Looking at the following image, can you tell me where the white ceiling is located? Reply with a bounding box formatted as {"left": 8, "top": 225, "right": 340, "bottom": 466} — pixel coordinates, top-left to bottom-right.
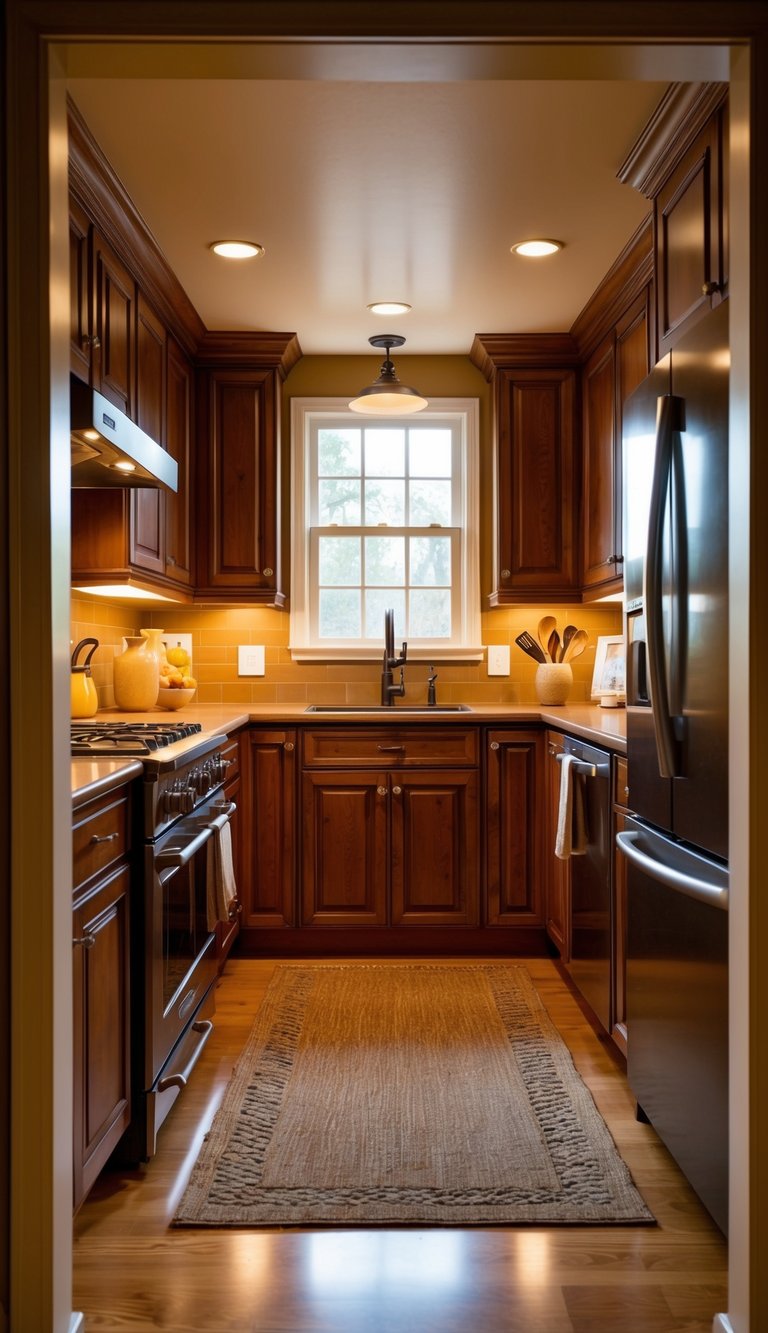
{"left": 67, "top": 72, "right": 667, "bottom": 355}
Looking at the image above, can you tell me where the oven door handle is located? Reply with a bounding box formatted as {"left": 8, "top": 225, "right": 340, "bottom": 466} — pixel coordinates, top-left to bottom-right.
{"left": 155, "top": 823, "right": 214, "bottom": 871}
{"left": 203, "top": 800, "right": 237, "bottom": 832}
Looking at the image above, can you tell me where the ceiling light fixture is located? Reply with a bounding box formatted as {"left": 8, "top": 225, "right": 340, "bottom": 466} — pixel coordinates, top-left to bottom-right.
{"left": 367, "top": 301, "right": 412, "bottom": 316}
{"left": 511, "top": 239, "right": 563, "bottom": 258}
{"left": 348, "top": 335, "right": 428, "bottom": 416}
{"left": 209, "top": 240, "right": 265, "bottom": 259}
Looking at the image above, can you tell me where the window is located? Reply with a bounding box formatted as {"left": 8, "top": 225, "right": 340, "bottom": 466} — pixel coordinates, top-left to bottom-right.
{"left": 290, "top": 398, "right": 482, "bottom": 660}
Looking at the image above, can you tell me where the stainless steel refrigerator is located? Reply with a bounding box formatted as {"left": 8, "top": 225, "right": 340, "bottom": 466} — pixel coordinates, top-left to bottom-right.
{"left": 618, "top": 299, "right": 729, "bottom": 1235}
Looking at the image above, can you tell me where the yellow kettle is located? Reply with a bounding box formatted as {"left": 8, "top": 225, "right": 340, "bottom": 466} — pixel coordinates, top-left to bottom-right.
{"left": 71, "top": 638, "right": 99, "bottom": 718}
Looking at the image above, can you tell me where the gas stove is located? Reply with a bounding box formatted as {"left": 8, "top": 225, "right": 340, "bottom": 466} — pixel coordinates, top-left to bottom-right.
{"left": 71, "top": 719, "right": 204, "bottom": 756}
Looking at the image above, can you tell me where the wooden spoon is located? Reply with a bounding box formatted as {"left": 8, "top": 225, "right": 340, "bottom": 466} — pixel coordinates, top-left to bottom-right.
{"left": 559, "top": 624, "right": 578, "bottom": 662}
{"left": 562, "top": 628, "right": 589, "bottom": 663}
{"left": 547, "top": 628, "right": 561, "bottom": 664}
{"left": 537, "top": 615, "right": 557, "bottom": 662}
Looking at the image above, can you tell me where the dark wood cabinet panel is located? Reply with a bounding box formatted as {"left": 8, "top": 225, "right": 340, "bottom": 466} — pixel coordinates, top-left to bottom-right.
{"left": 241, "top": 730, "right": 297, "bottom": 929}
{"left": 656, "top": 107, "right": 727, "bottom": 356}
{"left": 70, "top": 199, "right": 91, "bottom": 382}
{"left": 216, "top": 731, "right": 244, "bottom": 966}
{"left": 130, "top": 295, "right": 167, "bottom": 576}
{"left": 543, "top": 732, "right": 570, "bottom": 958}
{"left": 581, "top": 338, "right": 618, "bottom": 591}
{"left": 485, "top": 729, "right": 544, "bottom": 927}
{"left": 390, "top": 770, "right": 479, "bottom": 927}
{"left": 301, "top": 770, "right": 388, "bottom": 927}
{"left": 92, "top": 229, "right": 136, "bottom": 417}
{"left": 195, "top": 366, "right": 284, "bottom": 604}
{"left": 164, "top": 336, "right": 194, "bottom": 586}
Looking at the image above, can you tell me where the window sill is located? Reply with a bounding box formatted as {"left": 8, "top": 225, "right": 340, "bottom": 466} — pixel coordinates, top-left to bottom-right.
{"left": 289, "top": 644, "right": 486, "bottom": 663}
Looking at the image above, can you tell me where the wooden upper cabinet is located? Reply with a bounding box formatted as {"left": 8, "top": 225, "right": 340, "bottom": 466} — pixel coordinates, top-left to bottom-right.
{"left": 164, "top": 336, "right": 194, "bottom": 587}
{"left": 195, "top": 335, "right": 300, "bottom": 606}
{"left": 91, "top": 228, "right": 137, "bottom": 418}
{"left": 470, "top": 337, "right": 579, "bottom": 605}
{"left": 656, "top": 106, "right": 727, "bottom": 356}
{"left": 69, "top": 199, "right": 91, "bottom": 382}
{"left": 581, "top": 337, "right": 618, "bottom": 592}
{"left": 130, "top": 294, "right": 167, "bottom": 576}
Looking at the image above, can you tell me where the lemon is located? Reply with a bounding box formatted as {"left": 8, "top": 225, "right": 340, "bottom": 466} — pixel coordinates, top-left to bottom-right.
{"left": 167, "top": 642, "right": 190, "bottom": 669}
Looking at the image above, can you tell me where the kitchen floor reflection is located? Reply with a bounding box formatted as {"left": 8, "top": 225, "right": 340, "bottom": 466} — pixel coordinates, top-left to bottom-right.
{"left": 306, "top": 1230, "right": 466, "bottom": 1293}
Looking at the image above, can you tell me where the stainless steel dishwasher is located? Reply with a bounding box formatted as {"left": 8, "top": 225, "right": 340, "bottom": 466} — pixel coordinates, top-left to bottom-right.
{"left": 556, "top": 736, "right": 612, "bottom": 1031}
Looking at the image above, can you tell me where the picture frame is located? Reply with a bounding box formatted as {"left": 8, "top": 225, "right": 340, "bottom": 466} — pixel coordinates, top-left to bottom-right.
{"left": 590, "top": 635, "right": 626, "bottom": 700}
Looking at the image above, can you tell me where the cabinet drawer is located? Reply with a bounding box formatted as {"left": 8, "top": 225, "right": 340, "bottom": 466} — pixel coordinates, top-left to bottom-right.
{"left": 219, "top": 731, "right": 241, "bottom": 783}
{"left": 301, "top": 727, "right": 479, "bottom": 768}
{"left": 73, "top": 790, "right": 130, "bottom": 892}
{"left": 614, "top": 755, "right": 630, "bottom": 810}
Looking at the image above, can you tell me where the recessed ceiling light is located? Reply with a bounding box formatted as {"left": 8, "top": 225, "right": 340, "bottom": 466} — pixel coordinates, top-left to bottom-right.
{"left": 367, "top": 301, "right": 412, "bottom": 316}
{"left": 511, "top": 239, "right": 564, "bottom": 258}
{"left": 209, "top": 240, "right": 265, "bottom": 260}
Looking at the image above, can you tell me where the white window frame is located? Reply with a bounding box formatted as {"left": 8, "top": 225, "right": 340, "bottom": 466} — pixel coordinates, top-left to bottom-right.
{"left": 290, "top": 397, "right": 483, "bottom": 661}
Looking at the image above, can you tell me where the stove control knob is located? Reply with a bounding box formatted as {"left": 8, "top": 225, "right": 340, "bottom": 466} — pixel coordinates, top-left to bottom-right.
{"left": 211, "top": 755, "right": 233, "bottom": 783}
{"left": 163, "top": 785, "right": 196, "bottom": 815}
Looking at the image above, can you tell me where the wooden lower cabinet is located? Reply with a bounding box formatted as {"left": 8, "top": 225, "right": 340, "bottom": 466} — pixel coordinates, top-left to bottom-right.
{"left": 301, "top": 770, "right": 388, "bottom": 926}
{"left": 240, "top": 728, "right": 297, "bottom": 929}
{"left": 215, "top": 730, "right": 244, "bottom": 967}
{"left": 72, "top": 787, "right": 132, "bottom": 1212}
{"left": 543, "top": 731, "right": 570, "bottom": 958}
{"left": 485, "top": 729, "right": 544, "bottom": 926}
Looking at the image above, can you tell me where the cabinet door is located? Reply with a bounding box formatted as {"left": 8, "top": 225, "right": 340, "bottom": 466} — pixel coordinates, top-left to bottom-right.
{"left": 72, "top": 864, "right": 131, "bottom": 1211}
{"left": 301, "top": 770, "right": 388, "bottom": 926}
{"left": 581, "top": 336, "right": 619, "bottom": 592}
{"left": 544, "top": 732, "right": 570, "bottom": 957}
{"left": 70, "top": 201, "right": 91, "bottom": 382}
{"left": 242, "top": 730, "right": 296, "bottom": 928}
{"left": 196, "top": 367, "right": 282, "bottom": 602}
{"left": 493, "top": 368, "right": 577, "bottom": 602}
{"left": 164, "top": 336, "right": 194, "bottom": 586}
{"left": 656, "top": 109, "right": 727, "bottom": 356}
{"left": 485, "top": 730, "right": 544, "bottom": 926}
{"left": 92, "top": 229, "right": 136, "bottom": 417}
{"left": 130, "top": 294, "right": 167, "bottom": 575}
{"left": 390, "top": 769, "right": 479, "bottom": 927}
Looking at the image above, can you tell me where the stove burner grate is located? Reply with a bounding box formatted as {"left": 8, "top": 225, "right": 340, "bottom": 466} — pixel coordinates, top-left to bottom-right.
{"left": 71, "top": 720, "right": 203, "bottom": 756}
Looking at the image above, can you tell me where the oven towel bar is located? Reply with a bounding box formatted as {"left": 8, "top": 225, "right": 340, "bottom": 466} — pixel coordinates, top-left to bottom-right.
{"left": 206, "top": 815, "right": 238, "bottom": 932}
{"left": 555, "top": 753, "right": 588, "bottom": 860}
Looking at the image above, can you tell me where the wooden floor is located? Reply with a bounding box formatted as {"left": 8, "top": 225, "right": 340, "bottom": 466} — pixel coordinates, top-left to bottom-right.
{"left": 72, "top": 957, "right": 728, "bottom": 1331}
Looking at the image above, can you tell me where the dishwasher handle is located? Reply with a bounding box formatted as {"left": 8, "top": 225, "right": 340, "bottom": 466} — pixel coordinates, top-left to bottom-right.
{"left": 616, "top": 830, "right": 729, "bottom": 910}
{"left": 556, "top": 753, "right": 597, "bottom": 778}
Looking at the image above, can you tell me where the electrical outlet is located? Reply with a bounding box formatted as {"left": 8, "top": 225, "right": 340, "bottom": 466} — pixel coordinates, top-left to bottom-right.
{"left": 238, "top": 645, "right": 266, "bottom": 677}
{"left": 487, "top": 645, "right": 510, "bottom": 676}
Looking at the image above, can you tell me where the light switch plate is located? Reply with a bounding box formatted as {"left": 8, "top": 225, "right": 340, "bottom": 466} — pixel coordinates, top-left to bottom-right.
{"left": 487, "top": 644, "right": 510, "bottom": 676}
{"left": 238, "top": 645, "right": 266, "bottom": 677}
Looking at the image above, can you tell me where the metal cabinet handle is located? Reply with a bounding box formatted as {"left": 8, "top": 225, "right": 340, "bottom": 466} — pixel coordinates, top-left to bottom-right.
{"left": 284, "top": 741, "right": 295, "bottom": 751}
{"left": 90, "top": 831, "right": 118, "bottom": 845}
{"left": 490, "top": 741, "right": 499, "bottom": 751}
{"left": 73, "top": 933, "right": 96, "bottom": 950}
{"left": 392, "top": 785, "right": 402, "bottom": 796}
{"left": 377, "top": 744, "right": 405, "bottom": 752}
{"left": 376, "top": 785, "right": 387, "bottom": 796}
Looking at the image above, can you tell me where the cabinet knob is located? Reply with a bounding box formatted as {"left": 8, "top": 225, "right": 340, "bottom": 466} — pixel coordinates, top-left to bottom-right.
{"left": 73, "top": 933, "right": 96, "bottom": 950}
{"left": 263, "top": 566, "right": 274, "bottom": 577}
{"left": 490, "top": 741, "right": 500, "bottom": 751}
{"left": 702, "top": 280, "right": 721, "bottom": 296}
{"left": 376, "top": 786, "right": 387, "bottom": 796}
{"left": 283, "top": 741, "right": 295, "bottom": 752}
{"left": 500, "top": 568, "right": 511, "bottom": 579}
{"left": 392, "top": 785, "right": 402, "bottom": 796}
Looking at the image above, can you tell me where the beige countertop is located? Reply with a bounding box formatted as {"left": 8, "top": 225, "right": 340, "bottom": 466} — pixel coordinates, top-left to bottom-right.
{"left": 72, "top": 702, "right": 626, "bottom": 802}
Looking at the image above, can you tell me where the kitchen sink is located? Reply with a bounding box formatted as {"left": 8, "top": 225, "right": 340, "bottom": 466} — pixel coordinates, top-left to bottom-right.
{"left": 304, "top": 704, "right": 473, "bottom": 713}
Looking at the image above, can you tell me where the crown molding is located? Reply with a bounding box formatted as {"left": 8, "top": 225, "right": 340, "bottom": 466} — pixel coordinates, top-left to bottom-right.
{"left": 617, "top": 81, "right": 728, "bottom": 199}
{"left": 469, "top": 333, "right": 579, "bottom": 380}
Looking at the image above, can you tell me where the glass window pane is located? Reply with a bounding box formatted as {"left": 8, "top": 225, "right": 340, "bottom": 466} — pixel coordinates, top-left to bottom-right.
{"left": 364, "top": 479, "right": 405, "bottom": 525}
{"left": 409, "top": 536, "right": 452, "bottom": 586}
{"left": 409, "top": 480, "right": 452, "bottom": 526}
{"left": 364, "top": 429, "right": 404, "bottom": 477}
{"left": 409, "top": 588, "right": 451, "bottom": 638}
{"left": 409, "top": 429, "right": 452, "bottom": 477}
{"left": 318, "top": 536, "right": 360, "bottom": 586}
{"left": 318, "top": 478, "right": 361, "bottom": 525}
{"left": 318, "top": 429, "right": 361, "bottom": 476}
{"left": 365, "top": 589, "right": 406, "bottom": 641}
{"left": 365, "top": 536, "right": 405, "bottom": 586}
{"left": 319, "top": 588, "right": 361, "bottom": 638}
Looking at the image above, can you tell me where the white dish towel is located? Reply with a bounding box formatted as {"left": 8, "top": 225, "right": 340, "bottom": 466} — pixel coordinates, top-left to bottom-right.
{"left": 555, "top": 753, "right": 588, "bottom": 860}
{"left": 206, "top": 818, "right": 238, "bottom": 932}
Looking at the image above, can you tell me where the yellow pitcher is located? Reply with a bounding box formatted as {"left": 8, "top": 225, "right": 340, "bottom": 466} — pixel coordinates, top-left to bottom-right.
{"left": 70, "top": 638, "right": 99, "bottom": 718}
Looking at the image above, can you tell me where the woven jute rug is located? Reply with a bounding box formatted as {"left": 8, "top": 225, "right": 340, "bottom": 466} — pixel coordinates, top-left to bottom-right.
{"left": 174, "top": 963, "right": 653, "bottom": 1227}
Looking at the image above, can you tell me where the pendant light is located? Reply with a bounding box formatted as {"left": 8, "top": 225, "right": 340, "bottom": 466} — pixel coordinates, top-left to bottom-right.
{"left": 348, "top": 335, "right": 428, "bottom": 415}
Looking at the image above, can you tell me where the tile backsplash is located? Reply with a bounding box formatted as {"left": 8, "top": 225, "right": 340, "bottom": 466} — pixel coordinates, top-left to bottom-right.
{"left": 71, "top": 595, "right": 623, "bottom": 709}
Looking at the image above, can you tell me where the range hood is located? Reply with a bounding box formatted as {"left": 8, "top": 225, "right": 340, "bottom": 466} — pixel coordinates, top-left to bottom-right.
{"left": 70, "top": 375, "right": 178, "bottom": 492}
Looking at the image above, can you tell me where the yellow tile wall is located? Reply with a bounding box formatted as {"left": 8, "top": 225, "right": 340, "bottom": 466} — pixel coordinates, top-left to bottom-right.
{"left": 70, "top": 595, "right": 622, "bottom": 708}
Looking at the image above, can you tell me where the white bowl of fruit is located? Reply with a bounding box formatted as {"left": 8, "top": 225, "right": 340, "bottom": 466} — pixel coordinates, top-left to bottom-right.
{"left": 158, "top": 641, "right": 197, "bottom": 709}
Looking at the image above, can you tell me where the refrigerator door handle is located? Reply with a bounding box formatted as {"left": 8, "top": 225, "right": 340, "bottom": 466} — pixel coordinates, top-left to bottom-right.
{"left": 616, "top": 830, "right": 729, "bottom": 909}
{"left": 644, "top": 393, "right": 685, "bottom": 778}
